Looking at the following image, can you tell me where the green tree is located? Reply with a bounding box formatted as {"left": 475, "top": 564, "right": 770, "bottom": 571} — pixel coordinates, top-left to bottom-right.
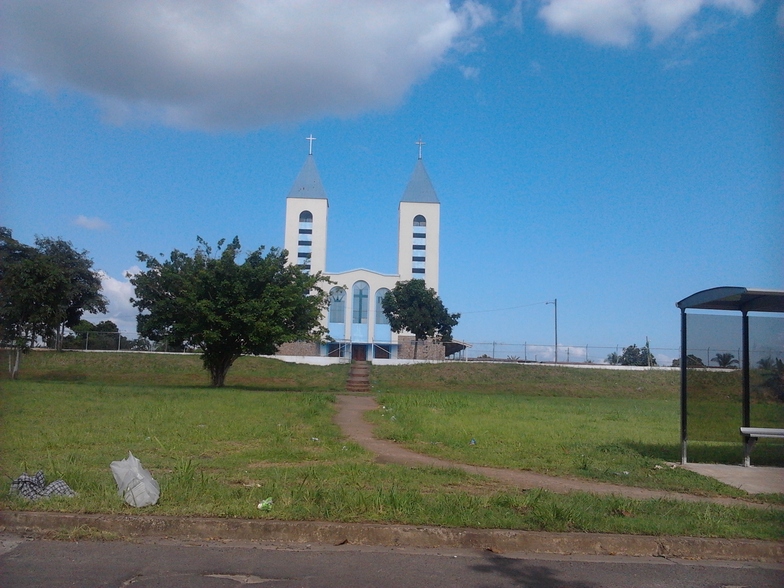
{"left": 35, "top": 236, "right": 107, "bottom": 349}
{"left": 381, "top": 280, "right": 460, "bottom": 359}
{"left": 671, "top": 354, "right": 705, "bottom": 368}
{"left": 711, "top": 352, "right": 739, "bottom": 369}
{"left": 0, "top": 228, "right": 106, "bottom": 377}
{"left": 606, "top": 352, "right": 620, "bottom": 365}
{"left": 130, "top": 237, "right": 330, "bottom": 387}
{"left": 619, "top": 343, "right": 657, "bottom": 367}
{"left": 63, "top": 319, "right": 129, "bottom": 350}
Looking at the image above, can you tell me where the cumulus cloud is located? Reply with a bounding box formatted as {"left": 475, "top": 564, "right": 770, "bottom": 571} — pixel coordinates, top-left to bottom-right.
{"left": 74, "top": 215, "right": 110, "bottom": 230}
{"left": 0, "top": 0, "right": 492, "bottom": 130}
{"left": 85, "top": 268, "right": 140, "bottom": 334}
{"left": 537, "top": 0, "right": 760, "bottom": 46}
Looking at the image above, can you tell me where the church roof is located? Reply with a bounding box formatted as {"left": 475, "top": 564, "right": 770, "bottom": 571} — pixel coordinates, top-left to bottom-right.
{"left": 401, "top": 159, "right": 439, "bottom": 203}
{"left": 287, "top": 155, "right": 328, "bottom": 200}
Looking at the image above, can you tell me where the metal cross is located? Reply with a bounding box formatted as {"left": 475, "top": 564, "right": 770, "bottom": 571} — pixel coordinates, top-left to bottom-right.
{"left": 306, "top": 134, "right": 316, "bottom": 155}
{"left": 416, "top": 138, "right": 425, "bottom": 160}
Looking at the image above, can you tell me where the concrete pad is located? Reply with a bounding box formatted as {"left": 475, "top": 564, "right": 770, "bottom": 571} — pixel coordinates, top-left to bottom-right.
{"left": 682, "top": 464, "right": 784, "bottom": 494}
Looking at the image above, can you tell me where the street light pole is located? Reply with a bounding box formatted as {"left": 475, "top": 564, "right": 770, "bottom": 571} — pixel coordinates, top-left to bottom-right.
{"left": 546, "top": 299, "right": 558, "bottom": 364}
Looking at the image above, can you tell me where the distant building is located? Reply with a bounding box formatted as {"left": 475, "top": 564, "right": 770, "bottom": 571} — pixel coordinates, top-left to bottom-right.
{"left": 278, "top": 138, "right": 445, "bottom": 361}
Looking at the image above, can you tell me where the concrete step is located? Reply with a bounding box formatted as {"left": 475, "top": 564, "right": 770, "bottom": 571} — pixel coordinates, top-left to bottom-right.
{"left": 346, "top": 361, "right": 371, "bottom": 392}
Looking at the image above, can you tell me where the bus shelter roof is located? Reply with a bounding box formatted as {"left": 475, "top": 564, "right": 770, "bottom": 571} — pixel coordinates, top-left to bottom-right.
{"left": 676, "top": 287, "right": 784, "bottom": 313}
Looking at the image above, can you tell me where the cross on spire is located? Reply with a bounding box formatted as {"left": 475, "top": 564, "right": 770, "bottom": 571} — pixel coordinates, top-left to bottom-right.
{"left": 306, "top": 134, "right": 316, "bottom": 155}
{"left": 415, "top": 137, "right": 425, "bottom": 160}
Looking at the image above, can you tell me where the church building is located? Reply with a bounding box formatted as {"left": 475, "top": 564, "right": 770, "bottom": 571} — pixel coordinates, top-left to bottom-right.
{"left": 278, "top": 137, "right": 446, "bottom": 361}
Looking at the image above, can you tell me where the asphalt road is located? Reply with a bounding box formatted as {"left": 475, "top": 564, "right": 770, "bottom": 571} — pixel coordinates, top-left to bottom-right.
{"left": 2, "top": 535, "right": 782, "bottom": 588}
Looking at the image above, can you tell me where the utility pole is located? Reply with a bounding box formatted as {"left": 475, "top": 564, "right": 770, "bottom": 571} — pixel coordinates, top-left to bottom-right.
{"left": 546, "top": 299, "right": 558, "bottom": 364}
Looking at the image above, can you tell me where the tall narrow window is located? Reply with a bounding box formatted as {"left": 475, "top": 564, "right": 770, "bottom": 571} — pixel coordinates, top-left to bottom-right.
{"left": 412, "top": 215, "right": 426, "bottom": 276}
{"left": 375, "top": 288, "right": 390, "bottom": 324}
{"left": 329, "top": 287, "right": 345, "bottom": 324}
{"left": 352, "top": 281, "right": 369, "bottom": 324}
{"left": 298, "top": 210, "right": 313, "bottom": 272}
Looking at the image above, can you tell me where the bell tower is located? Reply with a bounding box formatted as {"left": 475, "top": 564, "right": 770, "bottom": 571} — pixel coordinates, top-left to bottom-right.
{"left": 284, "top": 135, "right": 328, "bottom": 274}
{"left": 397, "top": 139, "right": 440, "bottom": 291}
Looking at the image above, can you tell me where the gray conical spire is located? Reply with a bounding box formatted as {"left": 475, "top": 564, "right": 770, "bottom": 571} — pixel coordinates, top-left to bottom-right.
{"left": 287, "top": 155, "right": 328, "bottom": 200}
{"left": 401, "top": 159, "right": 439, "bottom": 203}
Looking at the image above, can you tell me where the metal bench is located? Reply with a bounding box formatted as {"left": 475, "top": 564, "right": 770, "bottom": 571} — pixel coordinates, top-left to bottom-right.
{"left": 739, "top": 427, "right": 784, "bottom": 466}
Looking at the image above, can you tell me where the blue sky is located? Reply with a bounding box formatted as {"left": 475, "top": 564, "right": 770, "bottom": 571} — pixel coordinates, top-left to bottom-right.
{"left": 2, "top": 1, "right": 782, "bottom": 364}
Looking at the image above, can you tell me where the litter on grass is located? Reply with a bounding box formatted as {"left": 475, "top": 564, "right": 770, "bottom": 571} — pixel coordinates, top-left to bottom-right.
{"left": 10, "top": 471, "right": 76, "bottom": 501}
{"left": 257, "top": 498, "right": 273, "bottom": 511}
{"left": 110, "top": 451, "right": 160, "bottom": 507}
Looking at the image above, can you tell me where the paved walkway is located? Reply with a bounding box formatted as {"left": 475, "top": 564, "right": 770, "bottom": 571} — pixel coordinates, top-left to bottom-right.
{"left": 334, "top": 395, "right": 781, "bottom": 509}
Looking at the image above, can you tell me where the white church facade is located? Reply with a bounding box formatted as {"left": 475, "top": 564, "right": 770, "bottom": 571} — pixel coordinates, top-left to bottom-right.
{"left": 278, "top": 139, "right": 446, "bottom": 361}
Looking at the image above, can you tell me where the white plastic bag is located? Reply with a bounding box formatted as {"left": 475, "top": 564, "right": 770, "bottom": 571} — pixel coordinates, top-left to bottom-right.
{"left": 110, "top": 451, "right": 160, "bottom": 507}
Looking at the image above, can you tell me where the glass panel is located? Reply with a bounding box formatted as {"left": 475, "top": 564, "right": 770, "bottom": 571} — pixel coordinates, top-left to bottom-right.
{"left": 352, "top": 281, "right": 369, "bottom": 324}
{"left": 329, "top": 287, "right": 345, "bottom": 324}
{"left": 375, "top": 289, "right": 390, "bottom": 324}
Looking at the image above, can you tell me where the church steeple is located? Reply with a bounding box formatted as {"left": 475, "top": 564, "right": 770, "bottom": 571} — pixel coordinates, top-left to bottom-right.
{"left": 287, "top": 154, "right": 328, "bottom": 200}
{"left": 284, "top": 136, "right": 329, "bottom": 273}
{"left": 398, "top": 140, "right": 440, "bottom": 290}
{"left": 401, "top": 159, "right": 439, "bottom": 203}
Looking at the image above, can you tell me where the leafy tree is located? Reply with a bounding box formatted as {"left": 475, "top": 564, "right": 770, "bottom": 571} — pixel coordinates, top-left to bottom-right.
{"left": 63, "top": 319, "right": 130, "bottom": 350}
{"left": 0, "top": 228, "right": 105, "bottom": 377}
{"left": 35, "top": 236, "right": 107, "bottom": 349}
{"left": 606, "top": 352, "right": 620, "bottom": 365}
{"left": 619, "top": 343, "right": 657, "bottom": 367}
{"left": 130, "top": 237, "right": 330, "bottom": 387}
{"left": 381, "top": 280, "right": 460, "bottom": 359}
{"left": 711, "top": 352, "right": 739, "bottom": 369}
{"left": 757, "top": 356, "right": 775, "bottom": 371}
{"left": 671, "top": 354, "right": 705, "bottom": 368}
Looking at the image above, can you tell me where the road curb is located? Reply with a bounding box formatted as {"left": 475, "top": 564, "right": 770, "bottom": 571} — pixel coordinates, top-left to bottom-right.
{"left": 1, "top": 511, "right": 781, "bottom": 563}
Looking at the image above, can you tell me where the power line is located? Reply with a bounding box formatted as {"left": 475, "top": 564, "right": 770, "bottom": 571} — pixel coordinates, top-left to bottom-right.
{"left": 461, "top": 301, "right": 550, "bottom": 315}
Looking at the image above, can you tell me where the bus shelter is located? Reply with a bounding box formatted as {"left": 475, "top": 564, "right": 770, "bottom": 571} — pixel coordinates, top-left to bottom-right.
{"left": 676, "top": 287, "right": 784, "bottom": 465}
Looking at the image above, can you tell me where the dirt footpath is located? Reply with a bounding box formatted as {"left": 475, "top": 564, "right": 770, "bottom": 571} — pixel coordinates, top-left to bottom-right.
{"left": 334, "top": 394, "right": 769, "bottom": 509}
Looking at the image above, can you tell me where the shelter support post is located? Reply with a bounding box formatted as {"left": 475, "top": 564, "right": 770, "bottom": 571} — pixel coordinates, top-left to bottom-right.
{"left": 742, "top": 311, "right": 750, "bottom": 429}
{"left": 680, "top": 308, "right": 688, "bottom": 465}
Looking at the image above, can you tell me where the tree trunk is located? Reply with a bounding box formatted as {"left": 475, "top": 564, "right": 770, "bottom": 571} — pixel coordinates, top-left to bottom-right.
{"left": 206, "top": 353, "right": 239, "bottom": 387}
{"left": 9, "top": 347, "right": 20, "bottom": 380}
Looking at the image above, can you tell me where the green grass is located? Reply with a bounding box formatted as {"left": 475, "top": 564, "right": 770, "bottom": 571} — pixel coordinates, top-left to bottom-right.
{"left": 1, "top": 350, "right": 782, "bottom": 541}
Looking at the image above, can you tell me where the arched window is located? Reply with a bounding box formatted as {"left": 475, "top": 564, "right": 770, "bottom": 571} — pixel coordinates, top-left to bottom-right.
{"left": 329, "top": 287, "right": 346, "bottom": 324}
{"left": 412, "top": 215, "right": 426, "bottom": 276}
{"left": 375, "top": 288, "right": 390, "bottom": 324}
{"left": 297, "top": 210, "right": 313, "bottom": 271}
{"left": 352, "top": 281, "right": 369, "bottom": 324}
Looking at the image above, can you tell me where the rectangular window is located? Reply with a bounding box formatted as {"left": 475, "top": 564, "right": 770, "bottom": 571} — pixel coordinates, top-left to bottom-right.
{"left": 413, "top": 244, "right": 426, "bottom": 250}
{"left": 412, "top": 268, "right": 426, "bottom": 274}
{"left": 413, "top": 232, "right": 426, "bottom": 239}
{"left": 298, "top": 240, "right": 312, "bottom": 246}
{"left": 298, "top": 228, "right": 312, "bottom": 234}
{"left": 412, "top": 256, "right": 426, "bottom": 262}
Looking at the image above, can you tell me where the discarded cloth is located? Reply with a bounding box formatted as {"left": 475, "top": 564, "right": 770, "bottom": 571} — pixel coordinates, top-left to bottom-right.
{"left": 10, "top": 471, "right": 76, "bottom": 501}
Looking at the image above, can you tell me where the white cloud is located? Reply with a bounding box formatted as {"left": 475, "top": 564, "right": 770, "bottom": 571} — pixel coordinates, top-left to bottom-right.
{"left": 460, "top": 65, "right": 481, "bottom": 80}
{"left": 74, "top": 215, "right": 110, "bottom": 231}
{"left": 537, "top": 0, "right": 761, "bottom": 46}
{"left": 85, "top": 269, "right": 139, "bottom": 334}
{"left": 0, "top": 1, "right": 492, "bottom": 131}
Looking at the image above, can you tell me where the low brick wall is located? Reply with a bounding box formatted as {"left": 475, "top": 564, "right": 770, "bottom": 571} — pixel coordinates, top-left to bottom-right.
{"left": 396, "top": 336, "right": 445, "bottom": 360}
{"left": 276, "top": 341, "right": 320, "bottom": 356}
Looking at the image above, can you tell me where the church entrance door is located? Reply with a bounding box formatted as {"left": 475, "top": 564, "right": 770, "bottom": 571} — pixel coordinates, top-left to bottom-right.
{"left": 352, "top": 345, "right": 367, "bottom": 361}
